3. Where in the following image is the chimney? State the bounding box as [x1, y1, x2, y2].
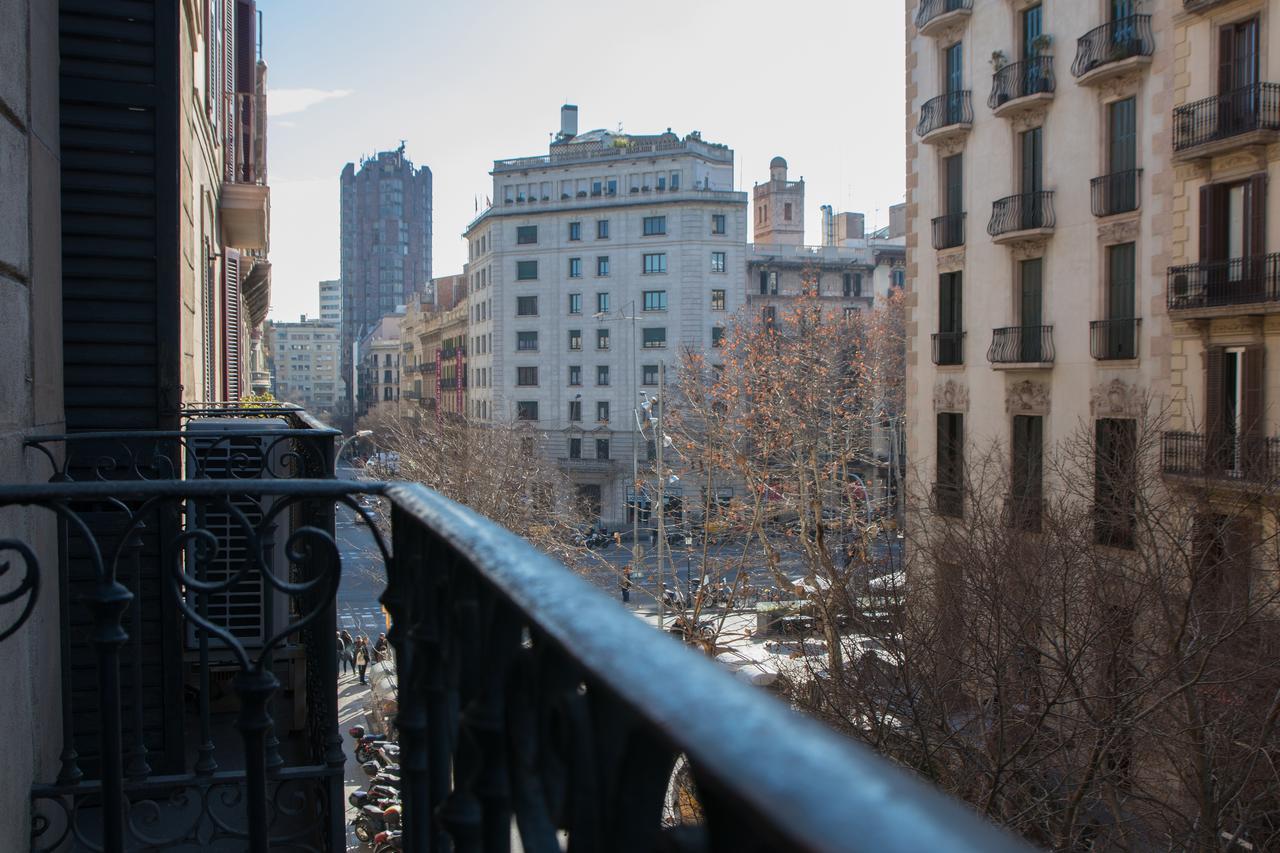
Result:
[820, 205, 834, 247]
[560, 104, 578, 140]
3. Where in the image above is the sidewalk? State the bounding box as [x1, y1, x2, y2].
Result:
[338, 666, 374, 851]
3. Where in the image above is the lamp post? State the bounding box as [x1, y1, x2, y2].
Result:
[335, 429, 373, 471]
[594, 302, 641, 608]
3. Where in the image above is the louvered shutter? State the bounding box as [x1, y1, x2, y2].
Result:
[1243, 345, 1265, 475]
[1205, 347, 1225, 472]
[1199, 185, 1216, 264]
[223, 0, 236, 181]
[224, 249, 241, 401]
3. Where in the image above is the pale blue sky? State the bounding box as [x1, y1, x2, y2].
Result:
[262, 0, 907, 321]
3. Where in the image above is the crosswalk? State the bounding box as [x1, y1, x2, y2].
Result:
[339, 605, 387, 637]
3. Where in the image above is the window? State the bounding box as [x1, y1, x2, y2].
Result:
[516, 225, 538, 245]
[384, 370, 393, 383]
[1103, 243, 1136, 359]
[712, 214, 726, 235]
[569, 365, 582, 386]
[643, 290, 667, 311]
[711, 289, 726, 311]
[643, 253, 667, 274]
[596, 401, 610, 422]
[569, 400, 582, 422]
[597, 256, 610, 277]
[784, 202, 793, 221]
[892, 269, 906, 288]
[568, 329, 582, 350]
[569, 221, 582, 241]
[516, 260, 538, 281]
[642, 364, 659, 386]
[569, 293, 582, 314]
[596, 438, 610, 460]
[762, 306, 777, 330]
[592, 180, 602, 196]
[670, 171, 680, 190]
[517, 366, 538, 386]
[607, 179, 617, 195]
[596, 328, 610, 349]
[597, 292, 610, 313]
[516, 295, 538, 316]
[642, 327, 667, 348]
[710, 251, 727, 273]
[937, 271, 963, 365]
[843, 272, 863, 297]
[1010, 415, 1044, 531]
[1095, 418, 1136, 548]
[597, 365, 610, 386]
[643, 216, 667, 236]
[1205, 345, 1264, 475]
[936, 412, 964, 518]
[759, 270, 778, 295]
[568, 437, 582, 459]
[712, 327, 725, 348]
[569, 257, 582, 278]
[597, 219, 610, 239]
[517, 401, 538, 421]
[517, 331, 539, 351]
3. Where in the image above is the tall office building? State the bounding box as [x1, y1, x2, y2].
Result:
[318, 279, 341, 323]
[463, 106, 748, 525]
[339, 144, 432, 415]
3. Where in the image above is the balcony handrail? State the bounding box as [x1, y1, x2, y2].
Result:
[1089, 317, 1142, 360]
[932, 330, 966, 366]
[230, 91, 267, 185]
[1071, 15, 1154, 78]
[1090, 168, 1142, 217]
[988, 55, 1055, 110]
[1166, 252, 1280, 311]
[1173, 82, 1280, 152]
[1161, 430, 1280, 482]
[988, 325, 1056, 364]
[988, 191, 1056, 236]
[914, 0, 972, 31]
[916, 90, 973, 137]
[931, 212, 966, 250]
[4, 476, 1031, 853]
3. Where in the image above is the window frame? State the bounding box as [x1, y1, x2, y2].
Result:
[643, 290, 668, 311]
[516, 260, 538, 281]
[642, 327, 668, 349]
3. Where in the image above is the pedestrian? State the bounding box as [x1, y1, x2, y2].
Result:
[621, 567, 632, 604]
[341, 630, 355, 674]
[336, 632, 350, 676]
[355, 639, 370, 685]
[373, 633, 389, 662]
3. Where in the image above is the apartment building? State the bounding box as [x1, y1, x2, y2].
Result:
[319, 279, 341, 322]
[357, 312, 404, 420]
[463, 106, 748, 526]
[266, 315, 344, 414]
[906, 0, 1171, 533]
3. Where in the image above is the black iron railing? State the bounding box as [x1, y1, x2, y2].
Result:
[988, 191, 1055, 236]
[988, 56, 1055, 110]
[932, 212, 965, 249]
[932, 331, 966, 365]
[1161, 431, 1280, 482]
[3, 450, 1029, 852]
[1091, 168, 1142, 216]
[988, 325, 1055, 364]
[1002, 494, 1044, 533]
[932, 482, 964, 518]
[1173, 83, 1280, 153]
[914, 0, 972, 31]
[1166, 253, 1280, 311]
[1090, 318, 1141, 360]
[1071, 15, 1154, 78]
[916, 90, 973, 137]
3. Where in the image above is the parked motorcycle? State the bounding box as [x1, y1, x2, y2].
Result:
[353, 802, 402, 843]
[372, 829, 403, 852]
[348, 786, 398, 810]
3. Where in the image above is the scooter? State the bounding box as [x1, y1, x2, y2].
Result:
[372, 829, 403, 852]
[353, 802, 402, 844]
[348, 785, 399, 810]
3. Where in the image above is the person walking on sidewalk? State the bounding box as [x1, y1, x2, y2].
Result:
[341, 629, 355, 676]
[354, 638, 370, 684]
[336, 632, 351, 676]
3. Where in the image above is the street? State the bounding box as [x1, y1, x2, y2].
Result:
[336, 462, 388, 638]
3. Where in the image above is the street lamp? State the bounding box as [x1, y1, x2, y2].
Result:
[335, 429, 373, 469]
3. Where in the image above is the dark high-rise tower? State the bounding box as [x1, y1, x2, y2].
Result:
[339, 144, 432, 418]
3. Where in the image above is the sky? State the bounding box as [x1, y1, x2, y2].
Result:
[261, 0, 907, 322]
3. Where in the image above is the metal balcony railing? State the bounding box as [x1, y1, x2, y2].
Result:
[1002, 494, 1044, 532]
[1166, 253, 1280, 311]
[988, 325, 1056, 364]
[1161, 431, 1280, 482]
[914, 0, 972, 31]
[1090, 317, 1141, 360]
[988, 56, 1055, 110]
[230, 92, 267, 185]
[1173, 83, 1280, 153]
[5, 420, 1030, 852]
[932, 482, 964, 518]
[932, 212, 965, 249]
[916, 90, 973, 137]
[1090, 168, 1142, 216]
[988, 191, 1056, 237]
[932, 331, 966, 366]
[1071, 15, 1154, 78]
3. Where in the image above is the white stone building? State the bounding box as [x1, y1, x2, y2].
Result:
[319, 279, 341, 323]
[463, 106, 749, 526]
[266, 315, 344, 414]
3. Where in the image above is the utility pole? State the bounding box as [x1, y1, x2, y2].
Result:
[630, 307, 641, 611]
[656, 361, 666, 631]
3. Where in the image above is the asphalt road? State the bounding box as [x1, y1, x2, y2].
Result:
[335, 462, 388, 638]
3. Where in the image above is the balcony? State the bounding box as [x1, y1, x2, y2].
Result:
[1090, 169, 1142, 217]
[1090, 318, 1142, 361]
[988, 191, 1056, 243]
[1173, 83, 1280, 161]
[914, 0, 972, 38]
[1003, 494, 1044, 533]
[988, 325, 1055, 368]
[221, 93, 270, 250]
[1, 410, 1028, 853]
[557, 456, 617, 474]
[988, 57, 1055, 118]
[915, 91, 973, 147]
[932, 331, 966, 366]
[932, 212, 965, 250]
[1162, 431, 1280, 485]
[1167, 253, 1280, 315]
[932, 482, 964, 518]
[1071, 15, 1154, 87]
